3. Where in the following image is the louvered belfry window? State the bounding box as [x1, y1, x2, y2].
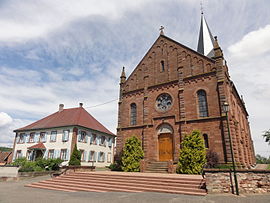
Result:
[197, 90, 208, 117]
[130, 103, 137, 125]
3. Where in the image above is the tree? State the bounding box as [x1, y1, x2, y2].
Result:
[177, 130, 206, 174]
[121, 136, 144, 172]
[262, 130, 270, 145]
[68, 144, 81, 166]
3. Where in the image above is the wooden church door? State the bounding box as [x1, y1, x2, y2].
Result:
[158, 133, 173, 161]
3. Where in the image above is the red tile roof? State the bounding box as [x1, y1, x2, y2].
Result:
[28, 142, 46, 149]
[0, 151, 12, 163]
[15, 107, 115, 136]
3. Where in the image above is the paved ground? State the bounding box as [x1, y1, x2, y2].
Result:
[0, 175, 270, 203]
[255, 164, 269, 170]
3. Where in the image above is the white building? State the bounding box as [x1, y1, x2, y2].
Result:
[12, 103, 116, 167]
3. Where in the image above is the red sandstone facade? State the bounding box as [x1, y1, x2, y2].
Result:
[116, 33, 256, 167]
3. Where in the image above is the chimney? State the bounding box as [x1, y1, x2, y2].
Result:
[79, 103, 83, 107]
[59, 104, 64, 112]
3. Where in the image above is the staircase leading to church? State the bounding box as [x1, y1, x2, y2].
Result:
[25, 171, 206, 196]
[145, 161, 168, 173]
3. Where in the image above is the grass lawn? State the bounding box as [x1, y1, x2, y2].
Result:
[267, 164, 270, 170]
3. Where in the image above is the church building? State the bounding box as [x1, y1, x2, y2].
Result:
[116, 13, 256, 168]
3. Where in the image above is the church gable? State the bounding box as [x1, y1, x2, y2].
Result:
[123, 35, 215, 93]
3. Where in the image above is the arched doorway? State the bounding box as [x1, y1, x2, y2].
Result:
[157, 124, 173, 161]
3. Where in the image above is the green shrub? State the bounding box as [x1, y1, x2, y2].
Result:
[109, 160, 123, 171]
[69, 144, 81, 166]
[177, 130, 206, 174]
[13, 157, 62, 172]
[12, 157, 27, 167]
[121, 136, 144, 172]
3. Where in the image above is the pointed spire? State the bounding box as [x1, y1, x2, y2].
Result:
[197, 13, 215, 58]
[213, 36, 223, 58]
[159, 26, 164, 35]
[120, 66, 126, 84]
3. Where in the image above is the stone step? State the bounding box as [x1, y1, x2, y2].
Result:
[26, 172, 206, 196]
[65, 172, 203, 183]
[61, 174, 203, 185]
[31, 179, 205, 195]
[53, 177, 203, 191]
[57, 176, 200, 188]
[45, 178, 205, 193]
[28, 182, 143, 193]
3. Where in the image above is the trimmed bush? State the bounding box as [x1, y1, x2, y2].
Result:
[177, 130, 206, 174]
[12, 157, 63, 172]
[68, 144, 81, 166]
[121, 136, 144, 172]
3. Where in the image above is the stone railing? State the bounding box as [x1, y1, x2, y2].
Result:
[204, 169, 270, 194]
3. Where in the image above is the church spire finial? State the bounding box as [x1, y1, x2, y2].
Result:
[159, 26, 164, 35]
[120, 66, 126, 84]
[200, 0, 204, 15]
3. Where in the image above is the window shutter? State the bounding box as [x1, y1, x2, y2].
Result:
[103, 152, 106, 162]
[88, 151, 91, 161]
[78, 131, 81, 142]
[84, 151, 87, 161]
[94, 152, 96, 161]
[66, 149, 70, 161]
[66, 131, 69, 141]
[90, 134, 93, 144]
[34, 133, 39, 142]
[44, 132, 48, 142]
[98, 152, 100, 162]
[22, 134, 26, 143]
[43, 149, 48, 159]
[25, 134, 29, 143]
[85, 135, 88, 143]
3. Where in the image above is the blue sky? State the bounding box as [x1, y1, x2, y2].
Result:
[0, 0, 270, 156]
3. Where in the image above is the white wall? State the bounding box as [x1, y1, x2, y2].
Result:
[77, 127, 115, 167]
[13, 126, 115, 167]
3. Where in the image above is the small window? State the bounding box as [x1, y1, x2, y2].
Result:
[62, 130, 69, 142]
[79, 131, 87, 143]
[100, 136, 106, 146]
[197, 90, 209, 117]
[48, 149, 54, 159]
[203, 134, 209, 148]
[80, 150, 86, 162]
[60, 149, 68, 160]
[161, 60, 165, 72]
[50, 131, 57, 142]
[39, 132, 46, 143]
[98, 152, 105, 162]
[130, 103, 137, 126]
[18, 133, 25, 144]
[89, 151, 96, 162]
[90, 134, 97, 145]
[29, 133, 35, 143]
[16, 150, 22, 159]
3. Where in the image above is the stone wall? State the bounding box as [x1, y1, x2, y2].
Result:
[204, 169, 270, 194]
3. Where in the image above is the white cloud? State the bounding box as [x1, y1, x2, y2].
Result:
[0, 0, 153, 43]
[0, 112, 13, 127]
[227, 24, 270, 157]
[228, 24, 270, 59]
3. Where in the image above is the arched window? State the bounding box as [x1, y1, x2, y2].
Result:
[130, 103, 137, 125]
[197, 90, 208, 117]
[160, 60, 165, 72]
[203, 134, 209, 148]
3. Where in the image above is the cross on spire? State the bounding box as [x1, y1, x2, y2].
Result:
[159, 26, 164, 35]
[200, 0, 204, 15]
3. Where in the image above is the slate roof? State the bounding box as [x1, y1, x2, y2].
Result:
[15, 107, 115, 136]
